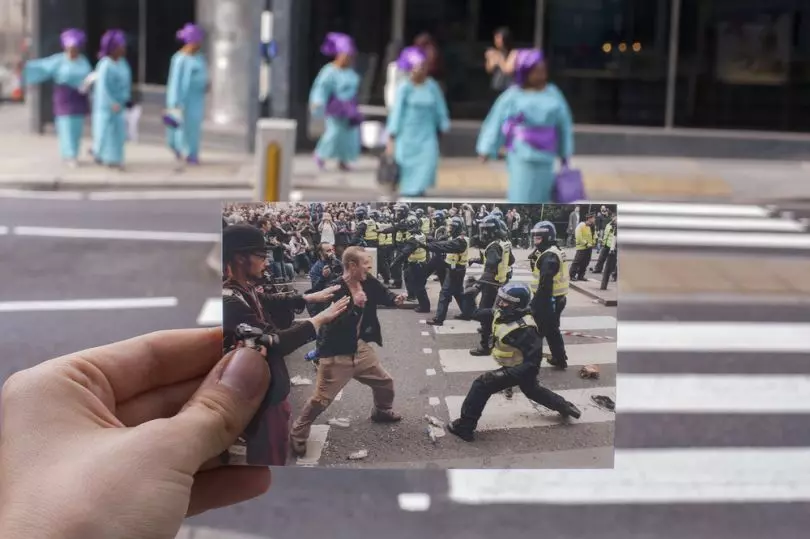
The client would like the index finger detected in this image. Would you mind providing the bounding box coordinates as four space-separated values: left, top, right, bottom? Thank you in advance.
64 327 224 403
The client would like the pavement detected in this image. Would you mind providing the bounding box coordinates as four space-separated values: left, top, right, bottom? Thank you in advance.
2 194 810 538
7 103 810 204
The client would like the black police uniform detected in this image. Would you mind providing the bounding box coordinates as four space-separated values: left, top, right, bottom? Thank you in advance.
600 224 618 290
221 224 317 465
376 216 394 284
424 218 448 286
390 222 430 312
529 248 569 369
447 306 581 441
465 237 515 355
379 206 410 289
426 229 468 326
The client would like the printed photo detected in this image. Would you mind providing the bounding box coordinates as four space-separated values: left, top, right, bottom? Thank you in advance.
220 201 617 468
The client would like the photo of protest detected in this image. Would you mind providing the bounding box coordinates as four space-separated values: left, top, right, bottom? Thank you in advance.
220 201 617 468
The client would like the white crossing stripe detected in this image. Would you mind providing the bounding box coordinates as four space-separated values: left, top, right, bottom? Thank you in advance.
618 214 806 233
617 202 772 218
12 225 220 243
398 493 432 511
197 298 222 325
0 226 7 235
447 449 810 505
618 374 810 413
444 386 616 431
433 316 616 335
618 322 810 352
0 188 84 200
0 297 177 312
296 424 330 467
621 229 810 249
439 343 616 373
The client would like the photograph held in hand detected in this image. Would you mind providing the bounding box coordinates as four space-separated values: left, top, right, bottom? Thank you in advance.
221 201 617 469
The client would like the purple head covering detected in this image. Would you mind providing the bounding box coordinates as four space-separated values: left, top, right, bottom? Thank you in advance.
513 49 545 85
320 32 356 57
98 29 126 58
60 28 86 49
177 23 204 44
396 46 427 72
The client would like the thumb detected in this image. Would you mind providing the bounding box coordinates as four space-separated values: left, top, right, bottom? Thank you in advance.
168 347 270 471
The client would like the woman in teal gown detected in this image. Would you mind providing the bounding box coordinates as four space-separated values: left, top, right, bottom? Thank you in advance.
165 23 209 165
22 29 92 167
308 32 362 171
476 49 574 203
91 29 132 169
385 46 451 197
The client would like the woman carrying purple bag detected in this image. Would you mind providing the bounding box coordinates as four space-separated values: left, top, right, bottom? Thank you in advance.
476 49 578 203
308 32 362 171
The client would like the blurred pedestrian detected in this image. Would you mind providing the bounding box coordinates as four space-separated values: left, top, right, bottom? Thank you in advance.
22 28 92 167
91 29 132 170
309 32 362 171
476 49 574 203
485 27 516 93
165 23 209 165
386 46 450 197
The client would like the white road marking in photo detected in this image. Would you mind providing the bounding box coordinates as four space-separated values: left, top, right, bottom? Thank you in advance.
12 226 220 243
87 189 254 201
197 298 222 326
398 493 432 512
421 331 429 336
0 297 177 313
423 348 433 354
0 226 8 235
0 188 84 200
296 424 330 467
439 343 616 373
447 449 810 505
444 386 616 431
334 390 344 401
618 214 806 233
618 322 810 352
618 374 810 413
621 229 810 249
618 202 771 218
176 526 271 539
433 316 615 335
426 368 437 376
428 397 441 406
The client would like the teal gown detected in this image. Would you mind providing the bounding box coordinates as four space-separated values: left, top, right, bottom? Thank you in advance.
386 78 450 196
308 63 361 164
476 83 574 203
23 53 92 160
165 51 208 160
91 56 132 166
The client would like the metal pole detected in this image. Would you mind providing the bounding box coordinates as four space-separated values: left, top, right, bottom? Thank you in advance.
392 0 405 42
664 0 682 129
138 0 147 86
534 0 546 48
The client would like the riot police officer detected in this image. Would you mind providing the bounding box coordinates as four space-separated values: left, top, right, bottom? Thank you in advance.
376 210 394 284
390 214 430 312
426 215 468 326
465 214 515 356
221 224 349 465
424 209 448 285
379 203 410 290
592 212 615 274
447 283 582 442
416 208 431 235
528 220 570 369
353 206 379 249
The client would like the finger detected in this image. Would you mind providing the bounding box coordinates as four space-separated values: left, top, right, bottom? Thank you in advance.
116 377 204 427
67 327 224 403
187 466 272 517
165 347 270 471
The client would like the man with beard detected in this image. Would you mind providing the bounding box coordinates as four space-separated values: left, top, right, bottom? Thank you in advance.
222 224 349 465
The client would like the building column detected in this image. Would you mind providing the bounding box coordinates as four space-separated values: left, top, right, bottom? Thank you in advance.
197 0 262 146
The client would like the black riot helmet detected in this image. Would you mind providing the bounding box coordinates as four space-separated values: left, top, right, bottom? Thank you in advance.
415 208 425 218
447 216 465 238
355 206 368 220
495 283 532 314
478 214 501 243
433 210 447 227
394 203 409 221
404 214 421 233
531 220 557 251
369 209 380 221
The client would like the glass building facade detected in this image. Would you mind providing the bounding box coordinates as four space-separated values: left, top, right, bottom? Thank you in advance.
306 0 810 133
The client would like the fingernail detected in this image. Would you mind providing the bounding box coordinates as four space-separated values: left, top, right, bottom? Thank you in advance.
218 348 268 400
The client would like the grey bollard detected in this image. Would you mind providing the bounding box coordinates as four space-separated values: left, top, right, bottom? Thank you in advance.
254 118 297 202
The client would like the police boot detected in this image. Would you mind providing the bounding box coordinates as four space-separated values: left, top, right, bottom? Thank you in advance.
426 319 443 326
559 401 582 420
388 282 402 289
469 346 492 356
547 357 568 370
447 419 475 442
453 313 472 321
502 387 513 399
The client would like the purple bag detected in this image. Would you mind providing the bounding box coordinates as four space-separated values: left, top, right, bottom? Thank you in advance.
553 167 586 203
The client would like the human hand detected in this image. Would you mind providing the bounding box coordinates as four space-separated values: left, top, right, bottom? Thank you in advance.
322 266 331 277
305 284 341 303
353 290 368 308
312 295 351 327
385 140 395 156
478 154 489 163
0 328 272 539
394 293 407 306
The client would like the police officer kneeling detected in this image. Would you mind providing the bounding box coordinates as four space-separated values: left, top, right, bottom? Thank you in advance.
447 283 581 442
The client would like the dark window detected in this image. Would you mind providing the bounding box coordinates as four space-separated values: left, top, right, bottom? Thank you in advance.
544 0 671 126
145 0 196 85
674 0 810 132
86 0 141 82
